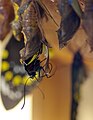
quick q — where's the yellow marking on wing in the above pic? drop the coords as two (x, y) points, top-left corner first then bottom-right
(22, 75), (32, 85)
(21, 31), (27, 44)
(2, 49), (9, 59)
(13, 2), (19, 21)
(22, 72), (39, 86)
(5, 71), (13, 81)
(27, 54), (38, 65)
(12, 75), (22, 86)
(1, 61), (10, 72)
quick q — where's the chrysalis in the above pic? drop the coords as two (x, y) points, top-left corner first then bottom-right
(57, 0), (82, 48)
(71, 51), (87, 120)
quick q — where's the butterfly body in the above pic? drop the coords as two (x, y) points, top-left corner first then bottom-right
(24, 57), (40, 77)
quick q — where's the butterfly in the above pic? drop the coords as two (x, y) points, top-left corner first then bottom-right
(1, 0), (54, 110)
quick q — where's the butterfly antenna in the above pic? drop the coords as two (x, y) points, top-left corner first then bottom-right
(21, 77), (31, 110)
(34, 76), (45, 99)
(37, 86), (45, 99)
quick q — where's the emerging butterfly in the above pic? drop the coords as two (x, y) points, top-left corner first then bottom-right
(7, 0), (54, 109)
(1, 38), (51, 110)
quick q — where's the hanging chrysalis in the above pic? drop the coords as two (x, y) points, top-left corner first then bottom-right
(71, 51), (87, 120)
(57, 0), (83, 48)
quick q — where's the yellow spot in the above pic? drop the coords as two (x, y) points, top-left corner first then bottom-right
(22, 75), (32, 85)
(21, 31), (27, 44)
(43, 45), (54, 59)
(2, 50), (9, 59)
(12, 30), (17, 38)
(5, 71), (13, 81)
(35, 72), (39, 80)
(1, 61), (10, 72)
(13, 2), (19, 21)
(20, 59), (23, 64)
(22, 72), (39, 86)
(30, 54), (38, 63)
(49, 48), (54, 59)
(12, 75), (22, 86)
(27, 54), (38, 65)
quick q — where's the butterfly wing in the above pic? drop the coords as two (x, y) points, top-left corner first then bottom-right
(1, 36), (41, 110)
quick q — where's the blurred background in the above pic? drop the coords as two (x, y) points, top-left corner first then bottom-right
(0, 0), (93, 120)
